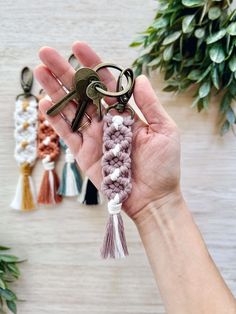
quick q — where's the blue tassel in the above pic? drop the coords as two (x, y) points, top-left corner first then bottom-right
(58, 141), (83, 197)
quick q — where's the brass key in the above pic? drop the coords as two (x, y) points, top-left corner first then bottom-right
(46, 68), (100, 117)
(86, 81), (107, 121)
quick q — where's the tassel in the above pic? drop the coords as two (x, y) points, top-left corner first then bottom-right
(78, 177), (101, 205)
(11, 163), (36, 211)
(38, 157), (62, 205)
(101, 194), (128, 259)
(58, 145), (83, 197)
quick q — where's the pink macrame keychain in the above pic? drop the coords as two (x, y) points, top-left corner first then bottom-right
(98, 66), (135, 259)
(101, 113), (134, 258)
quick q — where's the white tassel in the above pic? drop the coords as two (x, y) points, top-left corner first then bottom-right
(11, 173), (37, 210)
(58, 149), (82, 197)
(101, 194), (128, 259)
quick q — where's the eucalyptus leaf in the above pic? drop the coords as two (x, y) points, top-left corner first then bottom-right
(153, 17), (169, 29)
(147, 56), (162, 67)
(163, 45), (174, 61)
(0, 289), (16, 302)
(226, 106), (235, 124)
(0, 281), (5, 290)
(182, 0), (204, 7)
(208, 7), (222, 20)
(209, 44), (225, 63)
(199, 81), (211, 98)
(162, 31), (182, 45)
(129, 42), (143, 48)
(163, 85), (179, 92)
(220, 120), (230, 135)
(182, 15), (195, 33)
(202, 96), (209, 109)
(187, 69), (202, 80)
(6, 301), (17, 314)
(194, 28), (205, 38)
(206, 29), (226, 44)
(0, 256), (19, 263)
(196, 65), (212, 83)
(0, 247), (9, 252)
(211, 66), (220, 89)
(220, 93), (232, 113)
(227, 22), (236, 35)
(229, 55), (236, 72)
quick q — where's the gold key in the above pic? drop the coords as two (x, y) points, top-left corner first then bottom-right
(86, 81), (107, 121)
(46, 68), (100, 117)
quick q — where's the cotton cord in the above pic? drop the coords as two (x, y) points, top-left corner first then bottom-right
(11, 97), (38, 211)
(37, 112), (62, 204)
(101, 113), (134, 259)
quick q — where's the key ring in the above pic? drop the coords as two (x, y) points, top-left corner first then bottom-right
(93, 63), (134, 98)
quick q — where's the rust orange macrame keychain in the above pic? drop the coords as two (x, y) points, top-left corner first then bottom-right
(37, 90), (62, 205)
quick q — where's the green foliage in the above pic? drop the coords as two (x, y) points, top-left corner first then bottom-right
(0, 246), (22, 314)
(130, 0), (236, 134)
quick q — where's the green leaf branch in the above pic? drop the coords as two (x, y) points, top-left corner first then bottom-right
(0, 246), (23, 314)
(130, 0), (236, 134)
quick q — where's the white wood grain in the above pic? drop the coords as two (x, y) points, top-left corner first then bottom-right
(0, 1), (235, 313)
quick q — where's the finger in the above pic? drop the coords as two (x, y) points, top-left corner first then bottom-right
(72, 41), (117, 105)
(39, 47), (75, 89)
(34, 64), (77, 121)
(35, 62), (101, 123)
(133, 75), (175, 127)
(38, 98), (82, 156)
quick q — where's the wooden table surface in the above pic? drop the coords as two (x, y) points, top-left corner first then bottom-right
(0, 1), (235, 313)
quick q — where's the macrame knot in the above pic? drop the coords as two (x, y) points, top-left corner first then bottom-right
(112, 115), (124, 130)
(20, 163), (32, 177)
(42, 159), (55, 171)
(108, 194), (122, 214)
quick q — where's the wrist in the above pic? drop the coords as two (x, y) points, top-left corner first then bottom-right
(132, 189), (189, 235)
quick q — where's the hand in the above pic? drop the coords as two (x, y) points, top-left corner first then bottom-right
(34, 41), (181, 220)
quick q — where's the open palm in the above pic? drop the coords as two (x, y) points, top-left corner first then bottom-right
(35, 42), (181, 220)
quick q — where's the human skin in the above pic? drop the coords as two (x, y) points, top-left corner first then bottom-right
(35, 41), (236, 314)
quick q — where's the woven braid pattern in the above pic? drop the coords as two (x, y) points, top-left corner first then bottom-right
(14, 98), (38, 165)
(101, 113), (134, 205)
(37, 112), (60, 163)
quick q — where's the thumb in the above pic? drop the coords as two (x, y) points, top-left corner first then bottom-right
(133, 75), (175, 127)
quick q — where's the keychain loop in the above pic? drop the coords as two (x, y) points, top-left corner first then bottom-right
(68, 54), (80, 70)
(93, 63), (135, 98)
(21, 67), (33, 94)
(106, 103), (135, 119)
(16, 67), (37, 101)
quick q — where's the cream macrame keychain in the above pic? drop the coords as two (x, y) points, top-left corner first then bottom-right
(11, 67), (38, 211)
